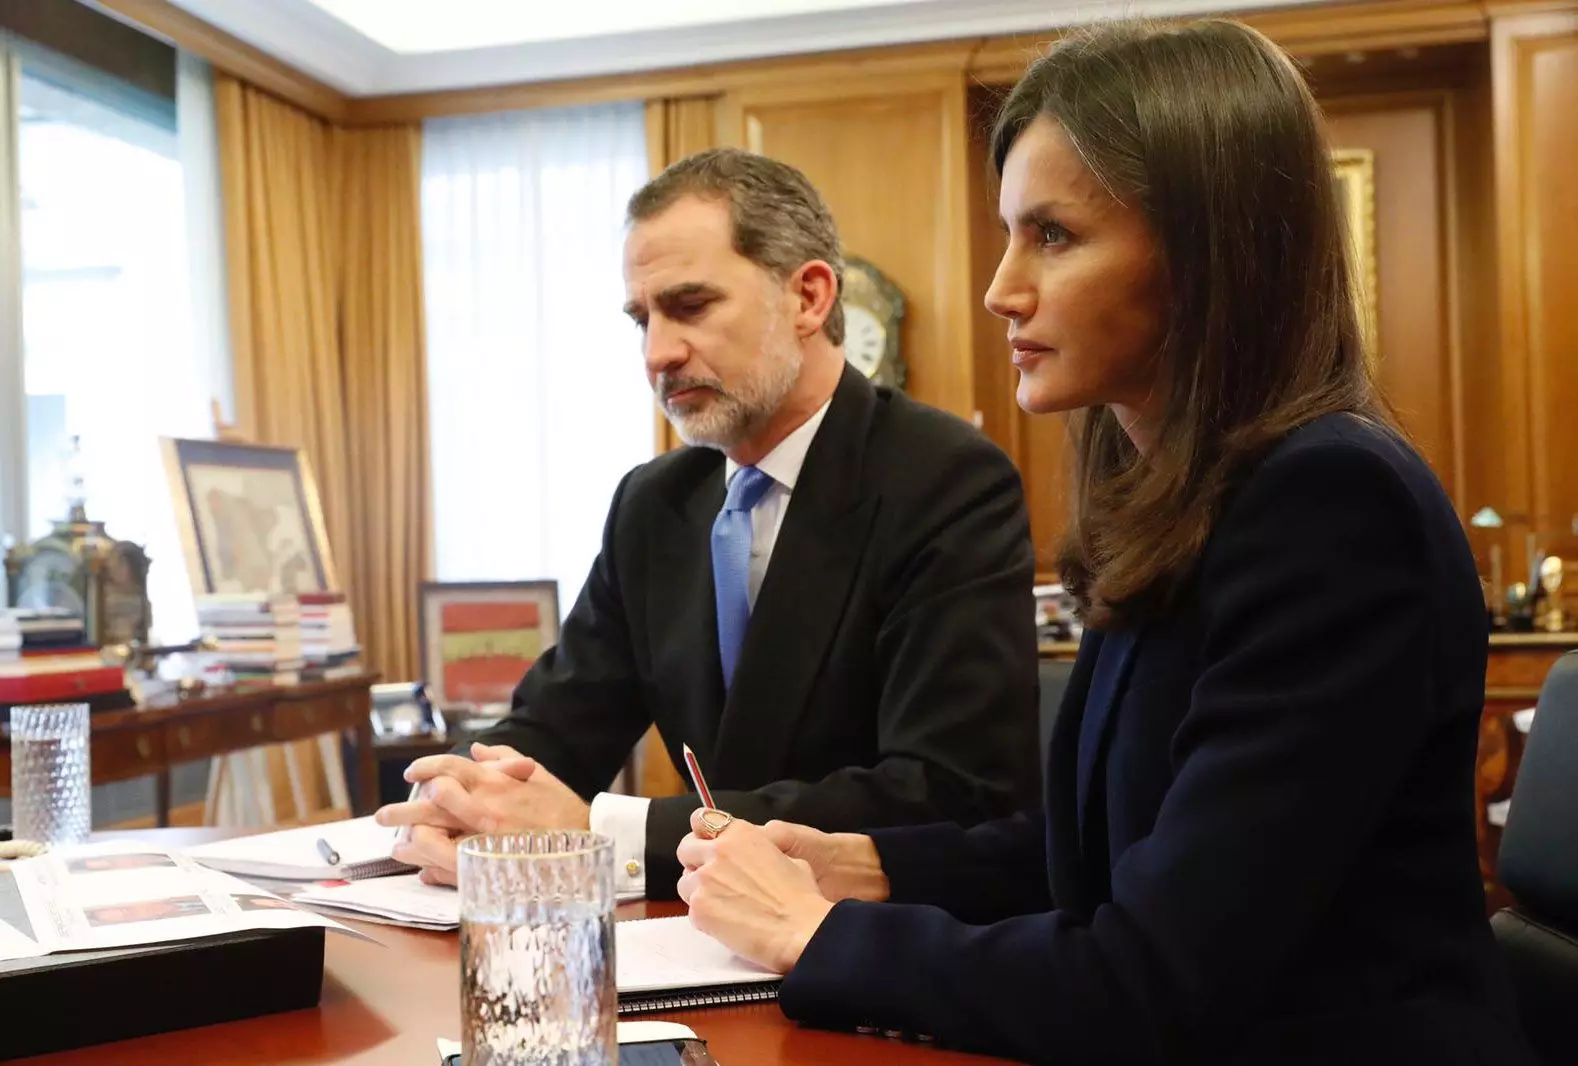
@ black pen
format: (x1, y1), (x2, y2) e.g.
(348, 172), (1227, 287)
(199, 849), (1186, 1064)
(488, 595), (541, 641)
(316, 837), (341, 866)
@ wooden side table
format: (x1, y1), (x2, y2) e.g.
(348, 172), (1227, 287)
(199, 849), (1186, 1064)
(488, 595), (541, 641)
(0, 674), (379, 824)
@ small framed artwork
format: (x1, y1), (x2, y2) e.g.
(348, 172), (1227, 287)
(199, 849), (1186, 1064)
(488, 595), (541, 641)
(418, 581), (560, 710)
(1332, 147), (1378, 367)
(162, 438), (339, 597)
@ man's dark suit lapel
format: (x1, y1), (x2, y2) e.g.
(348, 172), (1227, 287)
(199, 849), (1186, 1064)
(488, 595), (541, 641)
(649, 459), (728, 763)
(711, 366), (880, 787)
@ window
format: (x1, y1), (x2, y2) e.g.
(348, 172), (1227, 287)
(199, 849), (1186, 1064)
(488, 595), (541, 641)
(422, 102), (653, 613)
(6, 46), (227, 643)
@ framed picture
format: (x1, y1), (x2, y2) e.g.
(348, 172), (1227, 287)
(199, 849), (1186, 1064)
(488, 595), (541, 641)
(418, 581), (560, 710)
(162, 437), (339, 597)
(1332, 147), (1378, 367)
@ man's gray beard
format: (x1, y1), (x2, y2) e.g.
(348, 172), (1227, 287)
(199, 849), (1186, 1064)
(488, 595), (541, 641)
(663, 332), (803, 452)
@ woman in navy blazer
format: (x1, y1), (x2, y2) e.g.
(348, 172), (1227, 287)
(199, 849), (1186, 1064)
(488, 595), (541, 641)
(671, 17), (1533, 1066)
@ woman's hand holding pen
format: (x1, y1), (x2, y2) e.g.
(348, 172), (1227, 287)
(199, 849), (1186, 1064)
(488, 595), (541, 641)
(759, 821), (892, 904)
(677, 809), (834, 974)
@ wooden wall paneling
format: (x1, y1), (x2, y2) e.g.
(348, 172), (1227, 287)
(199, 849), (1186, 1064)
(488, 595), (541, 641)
(1325, 96), (1456, 500)
(715, 74), (977, 421)
(1447, 52), (1512, 574)
(1492, 9), (1578, 562)
(968, 1), (1491, 85)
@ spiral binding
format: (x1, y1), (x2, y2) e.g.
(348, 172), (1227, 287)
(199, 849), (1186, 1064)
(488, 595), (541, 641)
(618, 981), (783, 1015)
(342, 856), (413, 879)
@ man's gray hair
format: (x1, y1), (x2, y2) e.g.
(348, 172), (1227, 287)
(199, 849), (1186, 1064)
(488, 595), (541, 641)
(627, 147), (846, 345)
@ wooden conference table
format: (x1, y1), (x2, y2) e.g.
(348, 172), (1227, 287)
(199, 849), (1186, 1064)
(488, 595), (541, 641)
(15, 829), (1012, 1065)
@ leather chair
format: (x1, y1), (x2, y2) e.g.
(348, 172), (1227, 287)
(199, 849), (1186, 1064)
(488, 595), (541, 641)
(1491, 650), (1578, 1065)
(1037, 657), (1075, 765)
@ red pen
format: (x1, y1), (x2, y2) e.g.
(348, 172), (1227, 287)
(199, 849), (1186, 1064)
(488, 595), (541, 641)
(682, 743), (716, 809)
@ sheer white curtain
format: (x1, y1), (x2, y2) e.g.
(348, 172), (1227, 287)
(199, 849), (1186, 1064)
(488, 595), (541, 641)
(422, 103), (653, 613)
(13, 45), (228, 644)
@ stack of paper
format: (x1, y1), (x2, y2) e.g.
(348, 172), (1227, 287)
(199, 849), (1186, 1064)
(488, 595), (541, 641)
(292, 874), (458, 931)
(183, 817), (412, 882)
(0, 841), (374, 961)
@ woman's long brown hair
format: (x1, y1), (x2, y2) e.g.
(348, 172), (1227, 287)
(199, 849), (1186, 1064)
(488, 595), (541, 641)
(991, 18), (1397, 629)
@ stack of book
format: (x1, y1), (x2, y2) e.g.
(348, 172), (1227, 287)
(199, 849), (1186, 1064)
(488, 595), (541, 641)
(3, 607), (89, 655)
(0, 610), (132, 719)
(195, 594), (304, 687)
(297, 593), (362, 681)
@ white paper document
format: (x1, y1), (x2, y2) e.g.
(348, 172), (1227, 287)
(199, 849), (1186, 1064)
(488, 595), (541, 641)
(0, 840), (373, 961)
(615, 915), (781, 994)
(182, 816), (412, 881)
(292, 872), (459, 930)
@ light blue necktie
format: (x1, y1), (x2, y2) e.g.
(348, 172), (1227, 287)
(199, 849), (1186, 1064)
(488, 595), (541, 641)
(712, 465), (774, 692)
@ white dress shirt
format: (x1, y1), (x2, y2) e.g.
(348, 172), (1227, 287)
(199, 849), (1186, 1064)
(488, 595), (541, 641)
(591, 399), (833, 899)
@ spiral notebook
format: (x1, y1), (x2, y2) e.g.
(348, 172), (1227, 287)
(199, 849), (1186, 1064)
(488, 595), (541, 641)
(615, 916), (783, 1015)
(182, 817), (413, 882)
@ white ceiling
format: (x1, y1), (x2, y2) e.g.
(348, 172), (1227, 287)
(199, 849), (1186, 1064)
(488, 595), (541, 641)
(136, 0), (1323, 97)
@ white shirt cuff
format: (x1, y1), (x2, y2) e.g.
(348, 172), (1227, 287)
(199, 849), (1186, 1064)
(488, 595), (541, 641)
(590, 791), (652, 901)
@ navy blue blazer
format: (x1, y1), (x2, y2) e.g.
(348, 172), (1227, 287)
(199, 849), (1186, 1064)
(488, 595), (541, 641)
(779, 414), (1534, 1065)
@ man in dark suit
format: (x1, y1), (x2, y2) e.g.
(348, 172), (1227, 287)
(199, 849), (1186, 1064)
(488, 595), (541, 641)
(377, 148), (1040, 899)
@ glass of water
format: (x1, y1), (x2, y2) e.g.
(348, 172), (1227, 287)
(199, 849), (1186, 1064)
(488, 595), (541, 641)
(10, 702), (91, 846)
(458, 831), (617, 1066)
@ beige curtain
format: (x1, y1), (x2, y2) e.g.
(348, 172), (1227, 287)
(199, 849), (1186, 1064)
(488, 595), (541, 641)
(333, 125), (430, 682)
(637, 96), (719, 798)
(216, 75), (430, 682)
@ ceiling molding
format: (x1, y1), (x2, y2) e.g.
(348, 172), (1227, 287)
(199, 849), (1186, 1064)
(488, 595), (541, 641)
(86, 0), (350, 120)
(160, 0), (1327, 98)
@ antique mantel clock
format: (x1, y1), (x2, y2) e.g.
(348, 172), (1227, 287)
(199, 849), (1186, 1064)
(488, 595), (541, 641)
(840, 256), (907, 390)
(4, 445), (153, 647)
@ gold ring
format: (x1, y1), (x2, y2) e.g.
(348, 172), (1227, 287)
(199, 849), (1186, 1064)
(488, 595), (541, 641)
(698, 808), (734, 838)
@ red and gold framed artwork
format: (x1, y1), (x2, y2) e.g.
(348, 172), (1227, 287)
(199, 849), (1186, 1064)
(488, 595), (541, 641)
(417, 581), (559, 710)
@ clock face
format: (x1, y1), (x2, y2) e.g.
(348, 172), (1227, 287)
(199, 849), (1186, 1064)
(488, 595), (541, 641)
(18, 550), (84, 614)
(843, 304), (887, 379)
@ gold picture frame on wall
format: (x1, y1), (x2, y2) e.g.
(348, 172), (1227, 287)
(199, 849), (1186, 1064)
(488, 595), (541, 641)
(1332, 147), (1378, 367)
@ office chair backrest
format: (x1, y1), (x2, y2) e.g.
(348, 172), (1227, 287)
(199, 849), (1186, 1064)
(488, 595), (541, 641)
(1037, 658), (1075, 765)
(1492, 650), (1578, 1064)
(1500, 652), (1578, 917)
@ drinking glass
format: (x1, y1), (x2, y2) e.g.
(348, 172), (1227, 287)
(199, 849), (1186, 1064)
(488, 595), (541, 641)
(459, 831), (617, 1066)
(10, 702), (91, 846)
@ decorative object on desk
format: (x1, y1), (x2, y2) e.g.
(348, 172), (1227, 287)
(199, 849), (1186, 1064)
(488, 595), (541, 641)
(162, 437), (338, 597)
(1331, 148), (1378, 367)
(458, 832), (617, 1063)
(418, 581), (559, 709)
(1506, 581), (1535, 633)
(4, 439), (152, 647)
(1537, 555), (1565, 633)
(103, 635), (218, 706)
(840, 255), (906, 390)
(370, 680), (444, 738)
(10, 702), (91, 846)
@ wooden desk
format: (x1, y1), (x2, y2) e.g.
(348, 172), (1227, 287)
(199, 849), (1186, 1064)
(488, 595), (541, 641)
(0, 675), (379, 822)
(15, 828), (1009, 1065)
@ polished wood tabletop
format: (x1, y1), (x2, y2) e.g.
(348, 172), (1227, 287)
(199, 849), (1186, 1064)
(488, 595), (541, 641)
(14, 828), (1011, 1065)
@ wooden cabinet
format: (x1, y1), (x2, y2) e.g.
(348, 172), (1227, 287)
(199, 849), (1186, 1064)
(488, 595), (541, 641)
(0, 675), (378, 824)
